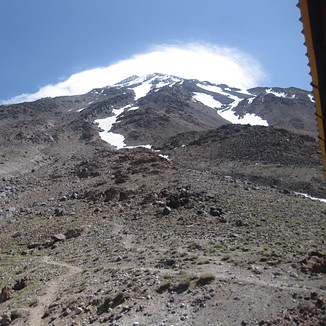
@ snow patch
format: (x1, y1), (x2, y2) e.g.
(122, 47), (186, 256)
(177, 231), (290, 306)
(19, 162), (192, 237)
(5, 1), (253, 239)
(125, 144), (152, 149)
(196, 83), (244, 109)
(154, 76), (181, 89)
(265, 88), (286, 97)
(197, 83), (252, 96)
(76, 101), (94, 112)
(193, 89), (267, 126)
(218, 110), (268, 126)
(95, 104), (151, 149)
(247, 97), (255, 104)
(158, 153), (170, 160)
(155, 81), (172, 89)
(265, 88), (295, 99)
(132, 80), (153, 100)
(152, 149), (170, 160)
(95, 107), (126, 149)
(193, 93), (222, 109)
(308, 94), (315, 103)
(129, 75), (184, 100)
(128, 106), (139, 111)
(296, 192), (326, 203)
(197, 84), (223, 94)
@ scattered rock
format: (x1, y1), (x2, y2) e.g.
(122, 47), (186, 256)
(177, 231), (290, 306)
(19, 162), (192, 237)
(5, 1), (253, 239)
(61, 307), (71, 317)
(156, 281), (171, 293)
(0, 285), (13, 303)
(156, 258), (176, 268)
(51, 234), (66, 242)
(70, 192), (79, 199)
(302, 257), (326, 273)
(162, 206), (172, 215)
(54, 208), (68, 217)
(13, 276), (30, 291)
(235, 219), (243, 226)
(12, 231), (26, 238)
(104, 187), (120, 202)
(0, 207), (15, 220)
(218, 216), (227, 223)
(115, 176), (128, 184)
(251, 264), (262, 274)
(64, 227), (85, 239)
(118, 191), (129, 201)
(142, 192), (159, 204)
(112, 292), (127, 308)
(166, 192), (189, 208)
(97, 292), (128, 315)
(0, 313), (11, 326)
(197, 210), (208, 216)
(171, 280), (190, 293)
(209, 206), (223, 217)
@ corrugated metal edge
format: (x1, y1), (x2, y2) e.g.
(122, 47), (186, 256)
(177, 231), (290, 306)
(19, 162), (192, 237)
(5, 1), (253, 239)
(298, 0), (326, 179)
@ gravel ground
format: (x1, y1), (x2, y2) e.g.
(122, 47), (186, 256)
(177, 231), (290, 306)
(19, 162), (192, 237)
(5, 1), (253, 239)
(0, 141), (325, 326)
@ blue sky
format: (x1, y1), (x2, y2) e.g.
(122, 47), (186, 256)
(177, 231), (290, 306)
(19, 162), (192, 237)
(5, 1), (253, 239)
(0, 0), (310, 103)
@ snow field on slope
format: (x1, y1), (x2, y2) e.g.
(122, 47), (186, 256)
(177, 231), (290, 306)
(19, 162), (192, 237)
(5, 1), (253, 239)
(265, 88), (296, 99)
(127, 106), (139, 111)
(193, 93), (223, 109)
(132, 80), (153, 100)
(129, 75), (183, 100)
(94, 104), (152, 150)
(94, 107), (126, 149)
(197, 83), (252, 110)
(194, 84), (267, 126)
(218, 110), (268, 126)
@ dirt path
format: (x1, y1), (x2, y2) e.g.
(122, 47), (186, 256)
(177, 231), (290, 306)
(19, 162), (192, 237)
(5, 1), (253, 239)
(27, 256), (82, 326)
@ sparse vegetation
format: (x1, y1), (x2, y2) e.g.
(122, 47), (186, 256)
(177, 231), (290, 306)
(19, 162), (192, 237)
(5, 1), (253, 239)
(196, 273), (216, 286)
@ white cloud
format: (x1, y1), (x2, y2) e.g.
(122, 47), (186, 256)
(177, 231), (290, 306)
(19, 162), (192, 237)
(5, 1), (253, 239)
(2, 43), (266, 104)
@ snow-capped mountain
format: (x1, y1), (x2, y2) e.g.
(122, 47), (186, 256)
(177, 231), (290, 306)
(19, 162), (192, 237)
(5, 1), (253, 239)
(1, 70), (326, 326)
(0, 73), (317, 159)
(63, 73), (314, 150)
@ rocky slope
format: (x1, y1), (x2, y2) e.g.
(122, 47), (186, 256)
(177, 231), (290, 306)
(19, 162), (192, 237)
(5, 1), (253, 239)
(159, 124), (325, 198)
(0, 74), (325, 325)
